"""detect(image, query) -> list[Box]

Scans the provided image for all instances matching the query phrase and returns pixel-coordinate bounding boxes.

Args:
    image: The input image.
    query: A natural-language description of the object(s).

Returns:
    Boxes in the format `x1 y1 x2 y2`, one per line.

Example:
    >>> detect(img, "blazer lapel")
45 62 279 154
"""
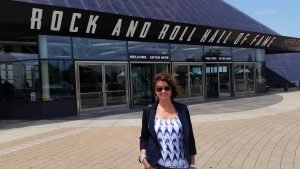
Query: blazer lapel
148 103 159 141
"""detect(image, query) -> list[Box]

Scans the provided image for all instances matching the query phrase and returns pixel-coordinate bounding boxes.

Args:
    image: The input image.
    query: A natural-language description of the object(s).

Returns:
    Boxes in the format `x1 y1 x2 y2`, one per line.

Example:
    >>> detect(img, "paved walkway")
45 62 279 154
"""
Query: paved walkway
0 91 300 169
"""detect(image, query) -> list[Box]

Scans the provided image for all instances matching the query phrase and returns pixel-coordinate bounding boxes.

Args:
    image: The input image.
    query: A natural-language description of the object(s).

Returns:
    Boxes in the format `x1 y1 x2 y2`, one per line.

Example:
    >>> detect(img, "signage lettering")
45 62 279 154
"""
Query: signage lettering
139 22 151 38
2 1 300 52
158 24 170 40
86 15 99 34
187 27 196 41
204 55 232 62
208 30 219 43
69 13 81 32
50 10 63 31
27 7 282 49
129 54 170 61
30 8 43 30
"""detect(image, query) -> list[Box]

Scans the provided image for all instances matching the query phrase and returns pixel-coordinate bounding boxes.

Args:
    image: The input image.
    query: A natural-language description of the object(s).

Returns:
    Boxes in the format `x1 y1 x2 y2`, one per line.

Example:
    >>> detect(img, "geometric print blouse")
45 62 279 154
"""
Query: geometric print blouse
154 115 189 168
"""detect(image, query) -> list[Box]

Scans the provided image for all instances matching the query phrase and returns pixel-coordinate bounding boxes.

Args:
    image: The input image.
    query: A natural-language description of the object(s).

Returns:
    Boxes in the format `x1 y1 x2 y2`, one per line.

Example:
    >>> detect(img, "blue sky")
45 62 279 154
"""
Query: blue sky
224 0 300 38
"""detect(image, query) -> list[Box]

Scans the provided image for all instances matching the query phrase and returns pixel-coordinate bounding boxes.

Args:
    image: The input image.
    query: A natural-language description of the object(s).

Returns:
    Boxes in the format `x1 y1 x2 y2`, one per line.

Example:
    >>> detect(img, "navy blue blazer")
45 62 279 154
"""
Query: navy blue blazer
139 101 197 167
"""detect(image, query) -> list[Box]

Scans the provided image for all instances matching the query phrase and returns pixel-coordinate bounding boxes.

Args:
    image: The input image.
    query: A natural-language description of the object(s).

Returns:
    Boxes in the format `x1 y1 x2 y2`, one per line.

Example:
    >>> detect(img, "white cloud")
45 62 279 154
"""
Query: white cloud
255 10 276 15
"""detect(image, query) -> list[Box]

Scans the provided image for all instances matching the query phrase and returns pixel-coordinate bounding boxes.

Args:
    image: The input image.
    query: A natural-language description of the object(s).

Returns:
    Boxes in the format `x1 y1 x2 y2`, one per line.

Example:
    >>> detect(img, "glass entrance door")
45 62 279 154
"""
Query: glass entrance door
131 63 169 106
219 64 231 96
79 64 103 109
76 62 128 112
206 64 219 98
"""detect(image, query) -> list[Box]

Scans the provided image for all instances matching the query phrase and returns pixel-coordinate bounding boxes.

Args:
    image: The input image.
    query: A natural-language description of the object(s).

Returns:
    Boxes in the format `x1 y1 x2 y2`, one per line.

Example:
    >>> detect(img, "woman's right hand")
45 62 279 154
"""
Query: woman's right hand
143 160 155 169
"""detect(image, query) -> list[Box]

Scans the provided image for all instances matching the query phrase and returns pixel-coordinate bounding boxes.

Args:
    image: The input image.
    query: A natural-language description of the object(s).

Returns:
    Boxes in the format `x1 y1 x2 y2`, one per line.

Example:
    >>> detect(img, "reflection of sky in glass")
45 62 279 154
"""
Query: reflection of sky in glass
128 41 168 55
171 44 203 61
73 38 127 60
11 53 38 60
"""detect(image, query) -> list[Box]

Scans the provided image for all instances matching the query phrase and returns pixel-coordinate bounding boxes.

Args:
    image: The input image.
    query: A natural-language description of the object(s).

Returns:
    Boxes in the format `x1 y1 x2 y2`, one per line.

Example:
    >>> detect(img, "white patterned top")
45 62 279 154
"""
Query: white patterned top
154 115 189 168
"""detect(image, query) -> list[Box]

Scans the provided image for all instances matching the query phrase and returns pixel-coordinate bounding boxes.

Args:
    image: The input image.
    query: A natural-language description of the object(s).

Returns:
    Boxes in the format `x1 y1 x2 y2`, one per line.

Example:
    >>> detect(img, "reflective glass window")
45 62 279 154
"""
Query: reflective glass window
256 62 266 85
39 35 72 59
40 60 75 101
234 63 255 93
232 48 256 62
234 64 245 92
171 44 203 61
204 46 231 58
0 60 40 102
105 65 127 106
172 64 188 98
79 64 103 109
255 49 265 62
190 65 203 97
128 41 169 55
73 38 127 60
245 64 255 91
0 36 38 61
219 64 231 94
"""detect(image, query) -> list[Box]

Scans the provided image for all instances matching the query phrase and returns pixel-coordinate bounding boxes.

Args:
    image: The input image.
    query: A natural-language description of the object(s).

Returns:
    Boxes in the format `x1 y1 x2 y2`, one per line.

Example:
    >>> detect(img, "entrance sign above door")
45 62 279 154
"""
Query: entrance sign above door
129 54 170 61
203 56 232 62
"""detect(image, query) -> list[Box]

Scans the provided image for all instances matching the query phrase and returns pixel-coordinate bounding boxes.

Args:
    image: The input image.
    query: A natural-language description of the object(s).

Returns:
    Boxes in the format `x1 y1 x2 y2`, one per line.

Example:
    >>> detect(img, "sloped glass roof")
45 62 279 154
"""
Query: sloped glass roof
14 0 278 35
266 53 300 82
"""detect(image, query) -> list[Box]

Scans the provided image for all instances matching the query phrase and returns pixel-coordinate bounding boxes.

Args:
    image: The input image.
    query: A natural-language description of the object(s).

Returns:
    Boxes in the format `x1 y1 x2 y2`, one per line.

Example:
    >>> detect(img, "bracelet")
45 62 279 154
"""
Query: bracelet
138 154 147 163
190 164 197 168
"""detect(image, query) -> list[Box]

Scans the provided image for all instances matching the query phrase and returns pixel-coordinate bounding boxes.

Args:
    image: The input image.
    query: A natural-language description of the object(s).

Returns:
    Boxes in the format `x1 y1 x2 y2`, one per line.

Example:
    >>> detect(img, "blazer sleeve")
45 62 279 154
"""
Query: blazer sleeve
186 105 197 155
139 106 149 150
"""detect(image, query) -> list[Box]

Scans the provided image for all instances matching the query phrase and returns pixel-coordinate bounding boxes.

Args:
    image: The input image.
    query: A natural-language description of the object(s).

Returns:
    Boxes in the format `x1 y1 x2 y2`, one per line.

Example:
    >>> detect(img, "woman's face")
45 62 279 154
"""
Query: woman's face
155 80 172 101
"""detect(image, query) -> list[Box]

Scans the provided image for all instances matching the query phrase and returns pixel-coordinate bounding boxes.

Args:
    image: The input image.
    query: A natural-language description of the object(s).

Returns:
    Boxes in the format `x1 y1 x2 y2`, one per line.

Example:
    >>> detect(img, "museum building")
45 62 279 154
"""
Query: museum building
0 0 300 119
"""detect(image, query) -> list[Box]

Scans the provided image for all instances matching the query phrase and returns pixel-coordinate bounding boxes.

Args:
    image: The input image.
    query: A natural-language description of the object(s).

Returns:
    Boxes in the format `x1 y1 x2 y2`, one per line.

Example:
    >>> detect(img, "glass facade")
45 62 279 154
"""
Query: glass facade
171 44 203 61
232 48 256 62
0 36 40 102
204 46 231 58
0 34 266 118
73 38 127 61
234 63 256 93
39 36 75 101
128 41 169 55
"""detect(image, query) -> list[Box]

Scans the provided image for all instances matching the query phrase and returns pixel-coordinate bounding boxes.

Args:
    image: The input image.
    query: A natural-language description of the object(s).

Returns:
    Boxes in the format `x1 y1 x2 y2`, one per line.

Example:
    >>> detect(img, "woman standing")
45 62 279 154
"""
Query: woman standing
139 72 197 169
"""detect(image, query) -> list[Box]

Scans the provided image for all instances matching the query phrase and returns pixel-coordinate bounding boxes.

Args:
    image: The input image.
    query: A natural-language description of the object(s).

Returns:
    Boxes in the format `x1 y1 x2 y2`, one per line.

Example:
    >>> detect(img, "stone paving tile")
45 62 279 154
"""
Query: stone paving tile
0 108 300 169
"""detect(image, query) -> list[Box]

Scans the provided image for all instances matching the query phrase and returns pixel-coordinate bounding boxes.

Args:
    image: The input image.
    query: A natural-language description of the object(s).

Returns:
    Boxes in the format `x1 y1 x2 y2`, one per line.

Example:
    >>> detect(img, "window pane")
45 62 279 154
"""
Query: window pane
105 65 127 106
173 64 188 98
232 48 256 62
204 46 231 57
219 64 230 94
255 49 265 62
0 36 38 61
79 65 103 109
128 41 169 55
234 64 244 92
190 65 203 96
73 38 127 60
171 44 203 61
41 60 75 101
40 35 72 59
245 64 255 91
0 60 40 102
256 62 266 85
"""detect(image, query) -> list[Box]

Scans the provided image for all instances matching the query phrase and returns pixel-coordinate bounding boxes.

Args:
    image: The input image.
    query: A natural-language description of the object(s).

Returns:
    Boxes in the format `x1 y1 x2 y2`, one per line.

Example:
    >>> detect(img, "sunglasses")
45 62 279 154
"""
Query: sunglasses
155 86 171 92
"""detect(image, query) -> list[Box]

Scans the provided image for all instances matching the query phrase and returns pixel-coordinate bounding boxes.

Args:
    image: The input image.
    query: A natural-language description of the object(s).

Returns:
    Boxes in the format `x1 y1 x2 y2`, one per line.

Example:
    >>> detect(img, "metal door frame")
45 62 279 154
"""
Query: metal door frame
172 62 205 101
75 61 129 114
218 63 231 97
205 62 232 98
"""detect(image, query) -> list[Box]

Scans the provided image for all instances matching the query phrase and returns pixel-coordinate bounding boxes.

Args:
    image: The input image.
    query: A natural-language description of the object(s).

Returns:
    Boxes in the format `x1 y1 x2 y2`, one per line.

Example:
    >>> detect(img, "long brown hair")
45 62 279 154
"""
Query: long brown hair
153 72 179 100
